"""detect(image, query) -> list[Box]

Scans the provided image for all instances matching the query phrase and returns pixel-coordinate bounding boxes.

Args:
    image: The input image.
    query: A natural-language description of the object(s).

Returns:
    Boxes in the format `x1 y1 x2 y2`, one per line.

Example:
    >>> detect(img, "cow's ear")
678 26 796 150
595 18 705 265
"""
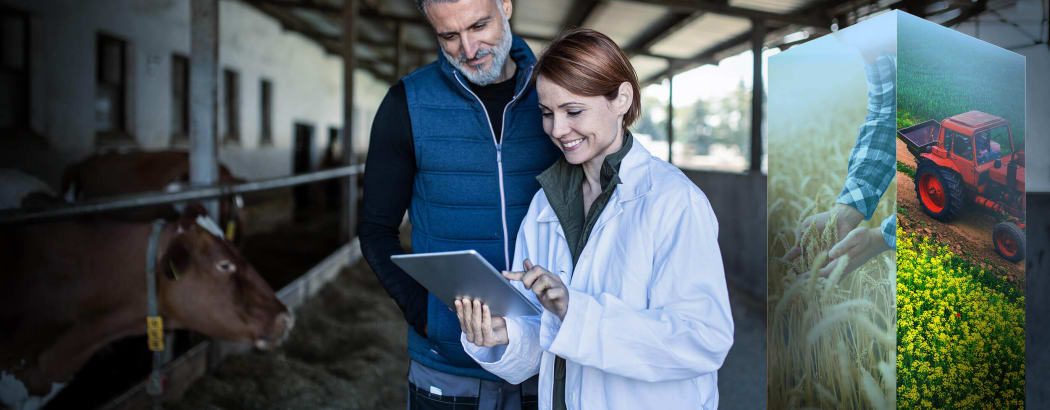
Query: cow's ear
177 203 209 232
159 236 191 280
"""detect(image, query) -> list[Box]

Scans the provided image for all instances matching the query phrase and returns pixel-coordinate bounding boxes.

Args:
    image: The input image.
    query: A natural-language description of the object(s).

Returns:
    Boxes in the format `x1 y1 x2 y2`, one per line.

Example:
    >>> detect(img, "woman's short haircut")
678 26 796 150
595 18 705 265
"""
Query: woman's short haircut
533 28 642 129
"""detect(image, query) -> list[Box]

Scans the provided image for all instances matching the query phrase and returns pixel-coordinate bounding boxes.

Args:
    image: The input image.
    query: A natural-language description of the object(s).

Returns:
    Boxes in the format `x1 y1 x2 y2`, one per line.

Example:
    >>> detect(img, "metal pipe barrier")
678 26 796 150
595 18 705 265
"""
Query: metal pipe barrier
0 164 364 225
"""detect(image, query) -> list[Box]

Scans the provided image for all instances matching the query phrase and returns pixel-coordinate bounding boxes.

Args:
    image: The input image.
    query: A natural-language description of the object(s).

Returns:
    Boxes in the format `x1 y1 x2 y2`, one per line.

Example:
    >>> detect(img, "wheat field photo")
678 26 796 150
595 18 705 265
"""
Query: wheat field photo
766 24 897 409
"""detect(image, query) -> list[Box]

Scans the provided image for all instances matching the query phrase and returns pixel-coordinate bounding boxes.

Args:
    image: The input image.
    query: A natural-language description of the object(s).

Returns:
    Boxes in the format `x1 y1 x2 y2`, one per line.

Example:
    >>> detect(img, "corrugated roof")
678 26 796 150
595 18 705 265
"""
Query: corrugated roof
630 55 671 81
650 14 752 59
583 1 669 46
511 0 573 38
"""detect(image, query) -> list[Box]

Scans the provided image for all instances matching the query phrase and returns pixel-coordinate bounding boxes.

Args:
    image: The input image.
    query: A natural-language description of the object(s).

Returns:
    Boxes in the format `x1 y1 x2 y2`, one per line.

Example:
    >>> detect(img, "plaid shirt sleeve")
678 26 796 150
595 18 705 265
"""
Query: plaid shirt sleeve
836 55 896 220
881 214 896 250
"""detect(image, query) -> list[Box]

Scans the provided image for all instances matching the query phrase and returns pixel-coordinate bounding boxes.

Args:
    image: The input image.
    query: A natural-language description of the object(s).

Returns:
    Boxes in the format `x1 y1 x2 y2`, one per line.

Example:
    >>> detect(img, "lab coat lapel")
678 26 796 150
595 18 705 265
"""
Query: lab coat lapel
535 203 565 240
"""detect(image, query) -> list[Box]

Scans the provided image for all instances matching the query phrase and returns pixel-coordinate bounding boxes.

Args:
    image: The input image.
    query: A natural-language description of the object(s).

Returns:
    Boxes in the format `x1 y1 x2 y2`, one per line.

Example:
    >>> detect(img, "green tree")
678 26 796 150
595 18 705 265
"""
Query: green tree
632 96 667 141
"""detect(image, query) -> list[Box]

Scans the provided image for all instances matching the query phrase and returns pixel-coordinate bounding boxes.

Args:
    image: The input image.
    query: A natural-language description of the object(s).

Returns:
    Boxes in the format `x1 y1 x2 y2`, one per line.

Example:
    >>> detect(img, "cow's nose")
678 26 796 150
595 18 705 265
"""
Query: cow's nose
255 312 294 351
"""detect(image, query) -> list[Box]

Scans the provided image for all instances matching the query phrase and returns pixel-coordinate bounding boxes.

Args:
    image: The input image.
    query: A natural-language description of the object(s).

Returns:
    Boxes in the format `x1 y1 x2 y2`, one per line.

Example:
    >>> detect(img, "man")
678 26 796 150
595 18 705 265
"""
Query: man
358 0 560 408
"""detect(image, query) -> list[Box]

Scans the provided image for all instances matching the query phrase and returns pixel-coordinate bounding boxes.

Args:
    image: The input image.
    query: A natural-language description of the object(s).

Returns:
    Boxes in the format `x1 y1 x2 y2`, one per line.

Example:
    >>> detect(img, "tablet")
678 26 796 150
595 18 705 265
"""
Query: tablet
391 250 542 318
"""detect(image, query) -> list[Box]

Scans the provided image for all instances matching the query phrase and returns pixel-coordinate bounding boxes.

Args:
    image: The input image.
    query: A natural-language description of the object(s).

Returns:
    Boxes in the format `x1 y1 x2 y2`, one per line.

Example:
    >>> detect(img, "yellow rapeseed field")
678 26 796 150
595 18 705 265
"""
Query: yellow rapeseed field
896 228 1024 409
767 92 897 409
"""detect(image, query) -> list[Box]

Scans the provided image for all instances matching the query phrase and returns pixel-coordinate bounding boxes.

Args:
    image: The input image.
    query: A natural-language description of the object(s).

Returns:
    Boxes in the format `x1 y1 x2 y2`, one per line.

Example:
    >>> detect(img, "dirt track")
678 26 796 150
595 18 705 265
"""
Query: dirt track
896 139 1025 287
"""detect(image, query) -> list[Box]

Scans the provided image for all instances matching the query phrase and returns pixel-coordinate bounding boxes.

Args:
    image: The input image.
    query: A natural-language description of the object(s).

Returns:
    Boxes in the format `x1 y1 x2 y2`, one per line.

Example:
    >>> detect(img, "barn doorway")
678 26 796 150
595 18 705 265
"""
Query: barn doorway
293 122 314 214
322 127 342 211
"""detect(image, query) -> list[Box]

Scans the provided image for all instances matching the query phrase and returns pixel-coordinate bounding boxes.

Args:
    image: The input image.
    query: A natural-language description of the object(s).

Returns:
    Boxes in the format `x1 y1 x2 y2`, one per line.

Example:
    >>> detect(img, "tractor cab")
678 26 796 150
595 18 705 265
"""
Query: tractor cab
937 111 1025 197
934 111 1020 188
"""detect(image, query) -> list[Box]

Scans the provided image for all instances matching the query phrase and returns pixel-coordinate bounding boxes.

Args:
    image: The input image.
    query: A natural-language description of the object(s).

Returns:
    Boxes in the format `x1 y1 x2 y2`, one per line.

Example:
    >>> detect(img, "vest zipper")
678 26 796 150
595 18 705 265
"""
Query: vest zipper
453 67 532 270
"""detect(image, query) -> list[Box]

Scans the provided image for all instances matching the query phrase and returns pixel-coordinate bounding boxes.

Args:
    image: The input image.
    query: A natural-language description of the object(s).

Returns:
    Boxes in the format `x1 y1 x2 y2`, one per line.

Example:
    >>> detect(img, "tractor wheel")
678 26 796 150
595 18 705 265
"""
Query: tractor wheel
914 161 964 222
993 222 1025 263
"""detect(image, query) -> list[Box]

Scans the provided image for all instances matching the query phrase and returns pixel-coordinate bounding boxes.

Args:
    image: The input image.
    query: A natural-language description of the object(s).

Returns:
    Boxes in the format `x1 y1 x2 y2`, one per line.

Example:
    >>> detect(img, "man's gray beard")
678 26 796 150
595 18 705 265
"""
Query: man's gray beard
443 18 513 86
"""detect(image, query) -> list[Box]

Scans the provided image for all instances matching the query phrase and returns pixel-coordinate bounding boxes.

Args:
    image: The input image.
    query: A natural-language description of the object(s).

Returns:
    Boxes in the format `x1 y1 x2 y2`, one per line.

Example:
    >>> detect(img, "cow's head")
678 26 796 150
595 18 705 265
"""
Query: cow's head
157 205 293 350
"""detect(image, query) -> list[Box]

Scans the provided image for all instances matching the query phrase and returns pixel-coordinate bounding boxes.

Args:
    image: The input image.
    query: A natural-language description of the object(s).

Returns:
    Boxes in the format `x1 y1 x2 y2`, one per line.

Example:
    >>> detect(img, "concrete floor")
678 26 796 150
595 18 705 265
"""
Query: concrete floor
717 284 767 410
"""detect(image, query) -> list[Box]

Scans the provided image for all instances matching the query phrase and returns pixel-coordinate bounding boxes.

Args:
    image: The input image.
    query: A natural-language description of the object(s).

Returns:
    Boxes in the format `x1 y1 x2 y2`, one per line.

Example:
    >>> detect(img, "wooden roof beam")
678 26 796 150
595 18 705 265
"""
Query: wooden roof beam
561 0 602 32
624 10 700 56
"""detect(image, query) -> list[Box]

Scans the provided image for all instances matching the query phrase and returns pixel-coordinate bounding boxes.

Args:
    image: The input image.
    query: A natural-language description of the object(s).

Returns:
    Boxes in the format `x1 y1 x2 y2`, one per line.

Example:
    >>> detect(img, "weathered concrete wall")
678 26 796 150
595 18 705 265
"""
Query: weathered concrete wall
1 0 387 188
1027 193 1050 405
682 169 767 300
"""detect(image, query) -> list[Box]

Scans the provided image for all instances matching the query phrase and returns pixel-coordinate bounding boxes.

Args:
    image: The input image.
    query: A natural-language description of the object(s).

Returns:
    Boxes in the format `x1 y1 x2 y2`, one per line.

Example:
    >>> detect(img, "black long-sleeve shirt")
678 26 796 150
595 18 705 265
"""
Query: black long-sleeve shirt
359 73 518 337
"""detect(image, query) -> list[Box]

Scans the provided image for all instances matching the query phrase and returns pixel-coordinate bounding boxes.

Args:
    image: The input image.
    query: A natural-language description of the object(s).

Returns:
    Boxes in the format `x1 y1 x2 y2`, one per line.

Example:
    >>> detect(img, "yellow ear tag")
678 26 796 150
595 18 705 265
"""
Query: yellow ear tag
169 260 180 280
225 220 236 241
147 316 165 351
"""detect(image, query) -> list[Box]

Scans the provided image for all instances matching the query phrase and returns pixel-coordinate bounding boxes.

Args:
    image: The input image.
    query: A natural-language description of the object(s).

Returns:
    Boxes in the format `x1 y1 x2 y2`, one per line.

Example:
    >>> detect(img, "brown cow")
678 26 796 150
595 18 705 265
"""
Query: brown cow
61 150 247 243
0 204 292 408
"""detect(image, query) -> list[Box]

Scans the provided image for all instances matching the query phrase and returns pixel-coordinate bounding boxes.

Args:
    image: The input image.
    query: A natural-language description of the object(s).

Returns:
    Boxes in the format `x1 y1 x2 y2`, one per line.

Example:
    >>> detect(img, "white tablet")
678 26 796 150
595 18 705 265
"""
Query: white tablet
391 250 542 318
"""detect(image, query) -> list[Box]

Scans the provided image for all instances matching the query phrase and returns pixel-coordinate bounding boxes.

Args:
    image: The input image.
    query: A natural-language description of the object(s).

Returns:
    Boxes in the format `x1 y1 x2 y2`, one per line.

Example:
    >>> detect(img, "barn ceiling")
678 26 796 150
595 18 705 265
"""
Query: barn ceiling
243 0 1000 85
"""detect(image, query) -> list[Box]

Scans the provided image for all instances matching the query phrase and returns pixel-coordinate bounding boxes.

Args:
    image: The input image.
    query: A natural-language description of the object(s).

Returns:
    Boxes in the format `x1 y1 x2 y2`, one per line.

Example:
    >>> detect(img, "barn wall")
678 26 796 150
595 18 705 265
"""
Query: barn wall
1 0 387 189
1027 193 1050 404
682 170 767 300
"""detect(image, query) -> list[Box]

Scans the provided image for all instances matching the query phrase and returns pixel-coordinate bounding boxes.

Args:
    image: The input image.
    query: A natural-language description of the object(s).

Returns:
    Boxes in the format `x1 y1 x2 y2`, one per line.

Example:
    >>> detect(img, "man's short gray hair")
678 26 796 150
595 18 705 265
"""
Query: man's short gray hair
416 0 502 15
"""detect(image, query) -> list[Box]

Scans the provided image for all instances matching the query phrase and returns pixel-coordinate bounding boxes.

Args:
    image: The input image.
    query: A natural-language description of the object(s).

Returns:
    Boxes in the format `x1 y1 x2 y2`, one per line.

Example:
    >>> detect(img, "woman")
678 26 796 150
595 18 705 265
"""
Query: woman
453 29 734 410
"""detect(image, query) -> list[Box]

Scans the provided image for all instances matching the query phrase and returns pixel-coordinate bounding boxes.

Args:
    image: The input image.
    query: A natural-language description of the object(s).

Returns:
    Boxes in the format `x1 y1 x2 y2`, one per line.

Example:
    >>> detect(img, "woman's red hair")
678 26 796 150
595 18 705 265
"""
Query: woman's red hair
533 28 641 129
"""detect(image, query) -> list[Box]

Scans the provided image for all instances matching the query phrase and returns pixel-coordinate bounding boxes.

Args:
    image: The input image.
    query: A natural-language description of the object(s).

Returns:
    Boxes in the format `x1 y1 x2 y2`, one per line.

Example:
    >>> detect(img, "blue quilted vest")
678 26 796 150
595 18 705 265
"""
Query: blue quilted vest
402 35 561 380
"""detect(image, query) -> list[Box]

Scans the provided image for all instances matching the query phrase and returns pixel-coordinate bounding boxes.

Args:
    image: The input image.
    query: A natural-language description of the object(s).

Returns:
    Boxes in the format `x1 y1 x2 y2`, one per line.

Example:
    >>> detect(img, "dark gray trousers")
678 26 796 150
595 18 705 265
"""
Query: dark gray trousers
407 360 538 410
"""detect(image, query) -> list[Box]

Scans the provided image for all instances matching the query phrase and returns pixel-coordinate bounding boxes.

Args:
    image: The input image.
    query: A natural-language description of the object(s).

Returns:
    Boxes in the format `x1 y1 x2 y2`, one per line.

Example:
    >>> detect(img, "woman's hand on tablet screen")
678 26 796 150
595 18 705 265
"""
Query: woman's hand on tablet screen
455 297 509 347
503 259 569 321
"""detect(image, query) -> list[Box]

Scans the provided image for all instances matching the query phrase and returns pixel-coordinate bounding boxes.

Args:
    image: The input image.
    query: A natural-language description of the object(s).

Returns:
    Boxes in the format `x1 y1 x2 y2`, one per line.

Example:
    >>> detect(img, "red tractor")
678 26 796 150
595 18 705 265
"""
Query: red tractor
898 110 1025 262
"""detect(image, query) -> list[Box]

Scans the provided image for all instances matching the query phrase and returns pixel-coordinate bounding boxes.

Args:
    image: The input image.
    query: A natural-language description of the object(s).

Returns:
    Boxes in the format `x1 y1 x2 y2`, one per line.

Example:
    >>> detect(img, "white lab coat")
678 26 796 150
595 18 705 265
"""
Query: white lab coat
461 141 734 410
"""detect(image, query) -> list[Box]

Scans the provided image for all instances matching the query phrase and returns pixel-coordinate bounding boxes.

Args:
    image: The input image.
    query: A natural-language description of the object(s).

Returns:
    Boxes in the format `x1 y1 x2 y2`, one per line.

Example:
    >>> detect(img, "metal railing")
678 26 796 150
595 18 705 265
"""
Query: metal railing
0 165 364 225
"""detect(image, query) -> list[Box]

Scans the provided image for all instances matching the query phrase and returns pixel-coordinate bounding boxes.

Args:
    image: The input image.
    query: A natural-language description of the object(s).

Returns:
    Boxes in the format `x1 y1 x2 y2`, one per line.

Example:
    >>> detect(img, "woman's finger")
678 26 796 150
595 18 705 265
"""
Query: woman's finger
541 281 568 306
502 270 525 281
520 266 548 289
530 274 553 299
545 286 568 301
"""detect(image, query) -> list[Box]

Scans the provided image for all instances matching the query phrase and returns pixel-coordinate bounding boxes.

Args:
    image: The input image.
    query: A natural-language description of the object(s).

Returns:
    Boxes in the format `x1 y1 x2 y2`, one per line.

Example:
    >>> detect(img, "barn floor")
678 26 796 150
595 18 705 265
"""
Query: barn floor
168 260 409 410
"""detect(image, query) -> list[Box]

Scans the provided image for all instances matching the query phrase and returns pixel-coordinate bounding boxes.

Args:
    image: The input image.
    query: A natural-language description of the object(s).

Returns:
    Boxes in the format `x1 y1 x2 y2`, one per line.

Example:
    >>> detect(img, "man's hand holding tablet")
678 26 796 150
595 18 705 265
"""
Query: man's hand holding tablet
455 298 508 347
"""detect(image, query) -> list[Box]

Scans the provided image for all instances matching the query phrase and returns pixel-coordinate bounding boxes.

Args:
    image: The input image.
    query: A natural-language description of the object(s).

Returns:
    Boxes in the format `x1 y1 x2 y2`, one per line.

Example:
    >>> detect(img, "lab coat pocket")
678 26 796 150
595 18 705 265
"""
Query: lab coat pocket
584 226 651 308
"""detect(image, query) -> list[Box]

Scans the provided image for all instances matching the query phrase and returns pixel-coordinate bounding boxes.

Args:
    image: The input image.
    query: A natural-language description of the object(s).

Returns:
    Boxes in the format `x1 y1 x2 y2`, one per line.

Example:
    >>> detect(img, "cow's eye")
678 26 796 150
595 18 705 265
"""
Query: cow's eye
216 260 237 274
